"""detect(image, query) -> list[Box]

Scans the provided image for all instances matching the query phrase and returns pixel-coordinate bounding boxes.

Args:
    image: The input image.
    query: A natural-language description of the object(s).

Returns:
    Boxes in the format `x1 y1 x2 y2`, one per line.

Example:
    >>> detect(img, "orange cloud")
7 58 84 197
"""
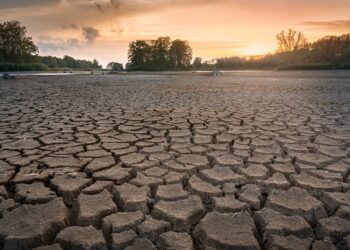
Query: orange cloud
301 20 350 32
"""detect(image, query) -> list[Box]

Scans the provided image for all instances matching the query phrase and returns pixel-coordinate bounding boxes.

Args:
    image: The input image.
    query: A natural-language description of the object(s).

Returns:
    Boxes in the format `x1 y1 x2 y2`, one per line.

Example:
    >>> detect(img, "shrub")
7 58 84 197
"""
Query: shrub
0 63 49 72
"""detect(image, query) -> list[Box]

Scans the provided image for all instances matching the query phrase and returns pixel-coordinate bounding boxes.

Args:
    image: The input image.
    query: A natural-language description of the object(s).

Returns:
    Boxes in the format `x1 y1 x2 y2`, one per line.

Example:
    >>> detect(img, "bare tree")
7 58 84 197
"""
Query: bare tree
276 29 308 52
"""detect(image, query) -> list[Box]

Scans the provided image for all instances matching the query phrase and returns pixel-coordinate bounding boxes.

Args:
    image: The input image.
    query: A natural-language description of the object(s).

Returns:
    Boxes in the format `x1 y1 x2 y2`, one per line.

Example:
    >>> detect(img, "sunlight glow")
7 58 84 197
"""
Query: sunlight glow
239 44 276 56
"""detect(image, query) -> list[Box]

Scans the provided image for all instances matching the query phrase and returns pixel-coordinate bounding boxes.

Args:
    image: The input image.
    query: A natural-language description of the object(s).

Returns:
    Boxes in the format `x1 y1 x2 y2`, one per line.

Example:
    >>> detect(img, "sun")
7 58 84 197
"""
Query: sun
240 44 275 56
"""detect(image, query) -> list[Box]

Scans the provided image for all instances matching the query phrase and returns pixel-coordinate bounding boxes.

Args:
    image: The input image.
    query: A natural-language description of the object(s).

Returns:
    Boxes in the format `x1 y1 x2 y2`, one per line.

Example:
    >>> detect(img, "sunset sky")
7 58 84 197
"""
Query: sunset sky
1 0 350 66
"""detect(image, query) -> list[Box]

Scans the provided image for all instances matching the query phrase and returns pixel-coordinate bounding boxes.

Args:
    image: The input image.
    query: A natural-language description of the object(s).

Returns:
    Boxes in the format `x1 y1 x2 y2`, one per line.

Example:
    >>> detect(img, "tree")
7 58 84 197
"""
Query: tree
40 56 58 68
276 29 308 52
151 37 171 68
63 55 79 68
107 62 124 72
0 21 38 63
92 59 101 69
127 37 193 70
128 40 152 70
169 39 192 69
193 57 202 69
311 34 350 64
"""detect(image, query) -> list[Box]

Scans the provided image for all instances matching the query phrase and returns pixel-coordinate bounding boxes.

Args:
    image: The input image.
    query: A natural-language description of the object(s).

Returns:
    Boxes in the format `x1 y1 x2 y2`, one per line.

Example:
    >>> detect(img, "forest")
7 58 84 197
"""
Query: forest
1 21 349 71
126 37 193 71
201 30 350 70
0 21 102 71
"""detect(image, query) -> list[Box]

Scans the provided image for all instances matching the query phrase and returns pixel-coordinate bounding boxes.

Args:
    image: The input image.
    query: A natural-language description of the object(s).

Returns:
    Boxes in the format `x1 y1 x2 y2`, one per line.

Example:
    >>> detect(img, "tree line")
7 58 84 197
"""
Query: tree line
201 29 350 70
126 37 192 71
1 20 349 71
0 21 102 71
40 55 101 70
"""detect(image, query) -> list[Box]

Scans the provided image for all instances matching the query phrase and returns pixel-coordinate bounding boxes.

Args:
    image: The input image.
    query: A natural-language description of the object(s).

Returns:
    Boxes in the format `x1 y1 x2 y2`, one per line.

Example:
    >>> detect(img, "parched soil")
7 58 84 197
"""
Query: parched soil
0 72 350 250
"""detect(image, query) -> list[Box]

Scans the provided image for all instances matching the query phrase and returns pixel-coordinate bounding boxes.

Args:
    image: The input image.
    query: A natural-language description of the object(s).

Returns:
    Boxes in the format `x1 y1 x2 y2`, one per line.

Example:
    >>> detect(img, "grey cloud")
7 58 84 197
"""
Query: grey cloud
82 26 100 44
38 38 81 52
0 0 59 9
110 0 120 9
94 0 120 12
62 24 79 29
90 0 223 15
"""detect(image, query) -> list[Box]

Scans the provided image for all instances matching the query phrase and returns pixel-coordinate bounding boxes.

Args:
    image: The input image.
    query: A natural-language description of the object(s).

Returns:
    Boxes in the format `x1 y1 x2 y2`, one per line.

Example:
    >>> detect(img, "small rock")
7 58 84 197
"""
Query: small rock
312 239 337 250
199 166 247 186
177 154 209 170
137 216 171 242
307 169 343 182
152 195 205 232
238 184 262 210
40 156 89 169
258 172 290 194
32 244 63 250
156 231 193 250
194 211 260 249
50 174 92 205
82 181 113 195
338 235 350 250
0 198 69 249
163 171 188 184
291 173 341 198
0 186 7 198
123 238 156 250
213 196 251 213
164 160 197 175
321 191 350 214
0 198 19 217
93 166 134 185
113 183 149 213
188 176 222 203
15 182 56 204
266 187 327 226
316 216 350 243
254 208 313 242
129 172 163 191
143 167 168 178
155 184 188 201
222 182 238 195
84 156 116 174
335 205 350 220
296 153 335 168
214 154 244 170
111 230 137 250
239 164 270 181
268 163 296 175
102 211 144 236
120 153 146 165
268 235 312 250
55 226 107 250
74 189 117 227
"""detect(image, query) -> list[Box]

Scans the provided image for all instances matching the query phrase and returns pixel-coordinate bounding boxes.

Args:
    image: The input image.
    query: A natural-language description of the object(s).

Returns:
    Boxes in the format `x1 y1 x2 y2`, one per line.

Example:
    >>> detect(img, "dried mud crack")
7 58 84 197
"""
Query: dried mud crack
0 72 350 250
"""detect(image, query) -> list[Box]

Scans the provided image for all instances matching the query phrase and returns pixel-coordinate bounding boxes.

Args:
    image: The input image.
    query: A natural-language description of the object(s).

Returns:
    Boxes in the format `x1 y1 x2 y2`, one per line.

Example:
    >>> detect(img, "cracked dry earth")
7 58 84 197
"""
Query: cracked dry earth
0 71 350 250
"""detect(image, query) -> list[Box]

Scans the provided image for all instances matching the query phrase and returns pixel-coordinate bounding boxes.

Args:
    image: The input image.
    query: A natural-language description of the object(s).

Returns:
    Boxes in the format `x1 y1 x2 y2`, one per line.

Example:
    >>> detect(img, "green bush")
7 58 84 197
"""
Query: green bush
0 63 49 72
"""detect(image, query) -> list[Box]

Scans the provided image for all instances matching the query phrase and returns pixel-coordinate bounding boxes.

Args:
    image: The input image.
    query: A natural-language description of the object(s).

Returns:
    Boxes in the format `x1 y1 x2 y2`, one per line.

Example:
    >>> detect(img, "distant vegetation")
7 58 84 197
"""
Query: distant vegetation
0 21 102 71
107 62 124 72
39 56 102 71
1 20 349 72
126 37 192 71
202 29 350 70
